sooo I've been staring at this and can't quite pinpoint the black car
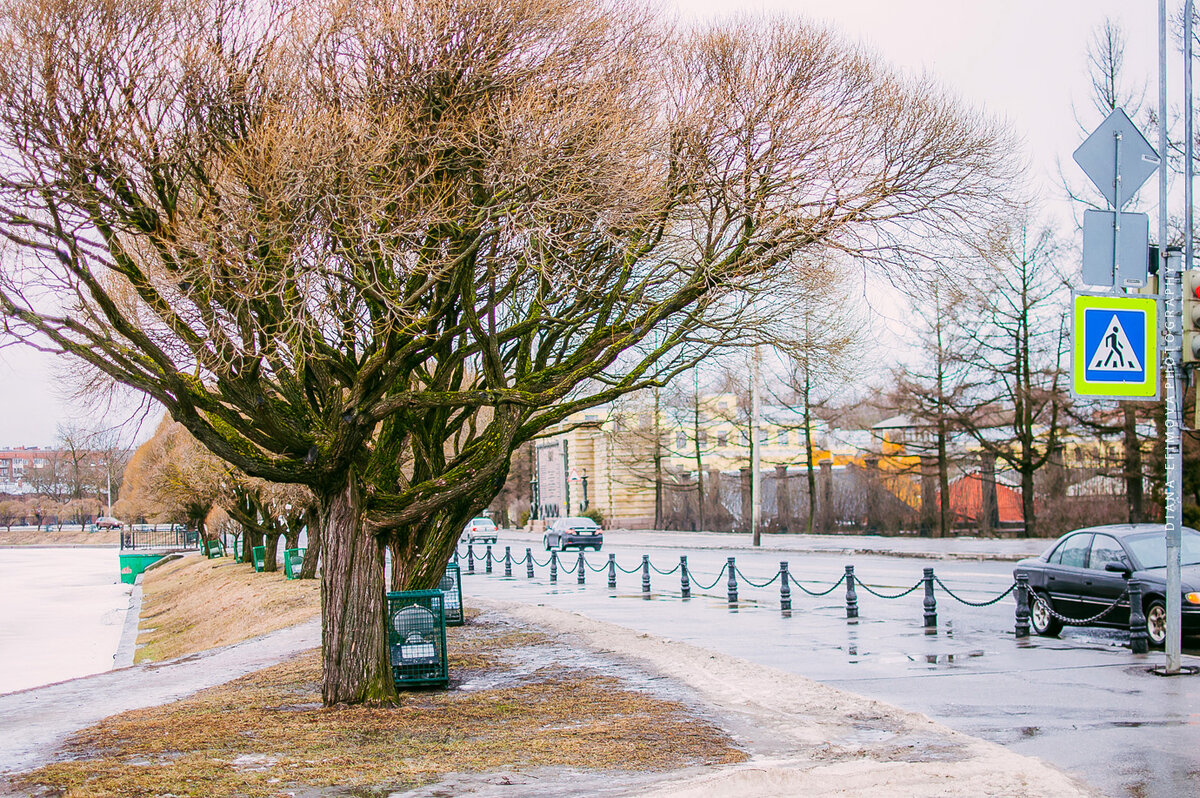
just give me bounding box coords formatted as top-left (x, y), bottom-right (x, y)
top-left (1013, 524), bottom-right (1200, 646)
top-left (543, 517), bottom-right (603, 551)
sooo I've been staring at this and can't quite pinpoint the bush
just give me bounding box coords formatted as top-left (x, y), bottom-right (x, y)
top-left (1182, 504), bottom-right (1200, 529)
top-left (580, 507), bottom-right (604, 527)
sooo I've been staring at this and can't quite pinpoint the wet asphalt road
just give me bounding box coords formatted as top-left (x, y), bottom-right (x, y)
top-left (461, 531), bottom-right (1200, 798)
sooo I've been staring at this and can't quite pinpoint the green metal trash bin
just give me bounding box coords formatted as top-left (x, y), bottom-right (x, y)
top-left (252, 545), bottom-right (266, 572)
top-left (439, 563), bottom-right (463, 626)
top-left (119, 553), bottom-right (165, 584)
top-left (386, 590), bottom-right (449, 688)
top-left (284, 547), bottom-right (306, 579)
top-left (205, 539), bottom-right (224, 559)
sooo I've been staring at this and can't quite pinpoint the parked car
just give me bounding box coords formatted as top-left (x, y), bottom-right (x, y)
top-left (543, 516), bottom-right (603, 552)
top-left (1013, 524), bottom-right (1200, 646)
top-left (94, 516), bottom-right (124, 530)
top-left (462, 517), bottom-right (498, 545)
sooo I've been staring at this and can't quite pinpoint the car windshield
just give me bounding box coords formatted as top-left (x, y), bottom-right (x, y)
top-left (471, 519), bottom-right (495, 527)
top-left (1124, 528), bottom-right (1200, 568)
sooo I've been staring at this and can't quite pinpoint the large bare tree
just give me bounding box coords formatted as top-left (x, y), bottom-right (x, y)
top-left (0, 0), bottom-right (1014, 703)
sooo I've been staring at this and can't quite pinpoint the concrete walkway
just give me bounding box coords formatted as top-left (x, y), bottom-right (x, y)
top-left (0, 618), bottom-right (319, 774)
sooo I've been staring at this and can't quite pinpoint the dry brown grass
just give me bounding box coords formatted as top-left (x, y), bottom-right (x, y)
top-left (22, 618), bottom-right (745, 797)
top-left (135, 554), bottom-right (320, 663)
top-left (0, 528), bottom-right (120, 546)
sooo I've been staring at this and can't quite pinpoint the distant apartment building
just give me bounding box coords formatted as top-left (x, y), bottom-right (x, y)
top-left (0, 447), bottom-right (53, 493)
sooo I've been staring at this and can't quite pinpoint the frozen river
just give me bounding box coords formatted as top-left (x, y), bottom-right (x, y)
top-left (0, 548), bottom-right (131, 694)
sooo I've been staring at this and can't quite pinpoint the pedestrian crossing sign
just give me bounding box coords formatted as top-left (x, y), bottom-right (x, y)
top-left (1072, 293), bottom-right (1159, 399)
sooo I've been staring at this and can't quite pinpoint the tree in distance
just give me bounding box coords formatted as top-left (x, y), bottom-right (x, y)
top-left (0, 0), bottom-right (1015, 704)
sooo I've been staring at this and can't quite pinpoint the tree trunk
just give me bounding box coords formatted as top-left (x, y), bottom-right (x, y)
top-left (241, 528), bottom-right (262, 564)
top-left (937, 418), bottom-right (950, 538)
top-left (802, 372), bottom-right (816, 535)
top-left (1121, 404), bottom-right (1144, 524)
top-left (263, 532), bottom-right (281, 572)
top-left (300, 507), bottom-right (322, 579)
top-left (320, 475), bottom-right (396, 706)
top-left (693, 399), bottom-right (705, 532)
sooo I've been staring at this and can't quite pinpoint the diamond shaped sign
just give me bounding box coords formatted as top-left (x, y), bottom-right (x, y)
top-left (1073, 108), bottom-right (1159, 208)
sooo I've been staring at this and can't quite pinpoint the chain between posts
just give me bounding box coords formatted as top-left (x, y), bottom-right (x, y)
top-left (1029, 589), bottom-right (1130, 625)
top-left (735, 566), bottom-right (781, 589)
top-left (788, 572), bottom-right (846, 596)
top-left (855, 578), bottom-right (925, 600)
top-left (687, 562), bottom-right (728, 591)
top-left (933, 577), bottom-right (1017, 607)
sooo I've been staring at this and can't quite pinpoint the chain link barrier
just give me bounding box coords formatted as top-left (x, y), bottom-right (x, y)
top-left (856, 578), bottom-right (924, 600)
top-left (1030, 589), bottom-right (1129, 625)
top-left (687, 562), bottom-right (729, 591)
top-left (933, 577), bottom-right (1016, 607)
top-left (734, 566), bottom-right (780, 588)
top-left (788, 571), bottom-right (846, 596)
top-left (456, 546), bottom-right (1138, 643)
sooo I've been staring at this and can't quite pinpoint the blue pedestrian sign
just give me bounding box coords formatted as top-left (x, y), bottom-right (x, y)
top-left (1072, 294), bottom-right (1159, 399)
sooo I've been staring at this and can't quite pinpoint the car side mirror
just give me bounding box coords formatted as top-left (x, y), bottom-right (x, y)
top-left (1104, 561), bottom-right (1132, 577)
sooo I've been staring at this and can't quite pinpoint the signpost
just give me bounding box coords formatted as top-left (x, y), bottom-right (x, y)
top-left (1071, 294), bottom-right (1159, 400)
top-left (1074, 84), bottom-right (1187, 671)
top-left (1073, 107), bottom-right (1158, 290)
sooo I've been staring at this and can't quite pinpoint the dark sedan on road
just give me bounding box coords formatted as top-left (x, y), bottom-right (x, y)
top-left (543, 517), bottom-right (603, 552)
top-left (1013, 524), bottom-right (1200, 646)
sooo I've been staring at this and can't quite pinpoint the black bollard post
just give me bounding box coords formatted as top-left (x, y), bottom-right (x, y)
top-left (467, 544), bottom-right (475, 574)
top-left (577, 552), bottom-right (586, 585)
top-left (845, 564), bottom-right (858, 619)
top-left (680, 555), bottom-right (691, 599)
top-left (641, 555), bottom-right (651, 597)
top-left (1128, 579), bottom-right (1149, 654)
top-left (727, 557), bottom-right (738, 606)
top-left (504, 546), bottom-right (512, 578)
top-left (526, 548), bottom-right (535, 579)
top-left (780, 562), bottom-right (791, 614)
top-left (607, 553), bottom-right (616, 590)
top-left (550, 551), bottom-right (558, 585)
top-left (485, 545), bottom-right (493, 574)
top-left (923, 567), bottom-right (937, 631)
top-left (1014, 573), bottom-right (1030, 638)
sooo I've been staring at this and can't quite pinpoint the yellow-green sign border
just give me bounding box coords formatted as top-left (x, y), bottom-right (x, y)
top-left (1071, 293), bottom-right (1160, 400)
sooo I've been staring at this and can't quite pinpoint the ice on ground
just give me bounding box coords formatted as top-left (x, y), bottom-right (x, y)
top-left (0, 548), bottom-right (131, 694)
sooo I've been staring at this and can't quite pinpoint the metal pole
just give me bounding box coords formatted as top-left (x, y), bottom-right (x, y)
top-left (1164, 0), bottom-right (1193, 674)
top-left (751, 347), bottom-right (762, 546)
top-left (1113, 129), bottom-right (1123, 285)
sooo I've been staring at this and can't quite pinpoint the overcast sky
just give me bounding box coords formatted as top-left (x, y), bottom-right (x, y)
top-left (0, 0), bottom-right (1173, 447)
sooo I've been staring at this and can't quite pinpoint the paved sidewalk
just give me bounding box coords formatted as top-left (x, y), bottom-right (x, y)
top-left (0, 618), bottom-right (320, 774)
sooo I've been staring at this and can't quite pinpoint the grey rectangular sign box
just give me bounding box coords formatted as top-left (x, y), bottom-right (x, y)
top-left (1082, 209), bottom-right (1149, 288)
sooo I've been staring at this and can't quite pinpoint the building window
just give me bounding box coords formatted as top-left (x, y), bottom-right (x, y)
top-left (676, 431), bottom-right (687, 449)
top-left (698, 431), bottom-right (708, 446)
top-left (778, 429), bottom-right (789, 445)
top-left (717, 432), bottom-right (728, 447)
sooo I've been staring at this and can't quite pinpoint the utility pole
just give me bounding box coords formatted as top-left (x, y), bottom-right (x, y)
top-left (751, 347), bottom-right (762, 546)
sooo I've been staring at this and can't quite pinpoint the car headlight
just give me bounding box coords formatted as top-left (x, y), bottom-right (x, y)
top-left (1185, 592), bottom-right (1200, 605)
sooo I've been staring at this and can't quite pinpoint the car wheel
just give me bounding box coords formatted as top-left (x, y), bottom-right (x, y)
top-left (1029, 591), bottom-right (1062, 636)
top-left (1145, 599), bottom-right (1167, 647)
top-left (543, 535), bottom-right (552, 551)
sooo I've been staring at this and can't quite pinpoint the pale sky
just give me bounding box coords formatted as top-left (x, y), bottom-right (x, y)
top-left (0, 0), bottom-right (1172, 447)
